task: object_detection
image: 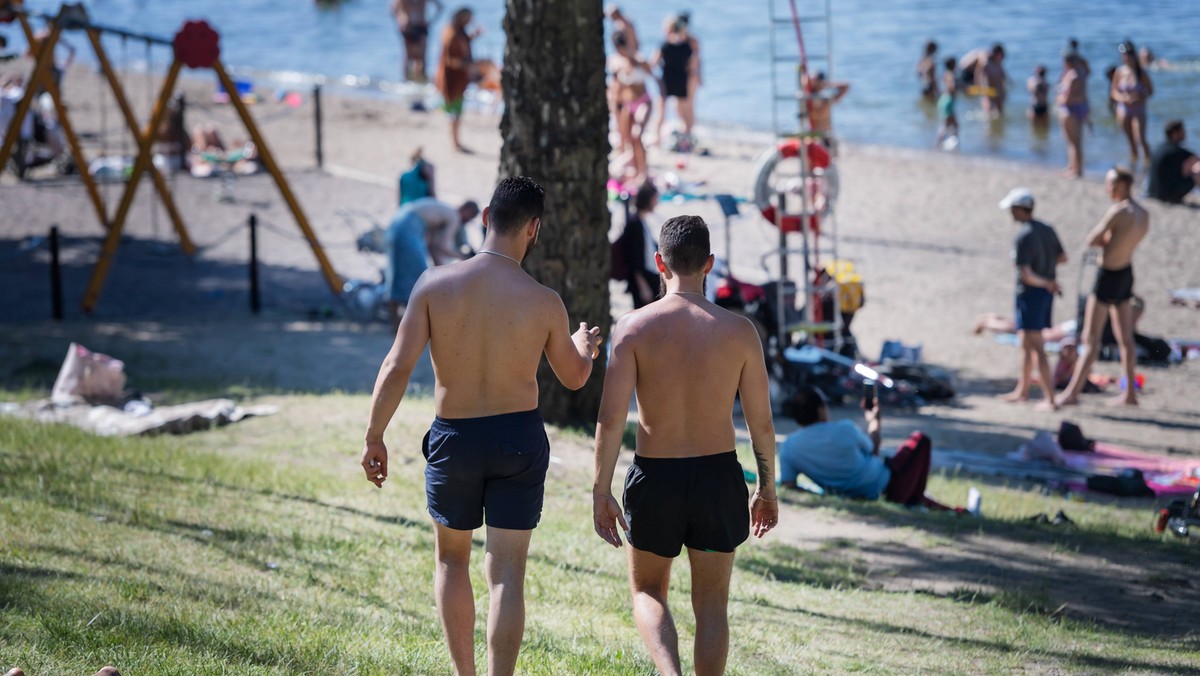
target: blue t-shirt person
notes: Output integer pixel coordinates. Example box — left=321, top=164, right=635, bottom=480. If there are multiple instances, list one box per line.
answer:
left=778, top=419, right=890, bottom=499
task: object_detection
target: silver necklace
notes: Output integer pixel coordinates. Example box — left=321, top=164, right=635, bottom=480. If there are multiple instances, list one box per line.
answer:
left=478, top=249, right=521, bottom=265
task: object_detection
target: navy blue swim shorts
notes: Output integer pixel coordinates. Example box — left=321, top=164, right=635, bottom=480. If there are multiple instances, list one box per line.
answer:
left=1015, top=287, right=1053, bottom=331
left=422, top=409, right=550, bottom=531
left=622, top=451, right=750, bottom=558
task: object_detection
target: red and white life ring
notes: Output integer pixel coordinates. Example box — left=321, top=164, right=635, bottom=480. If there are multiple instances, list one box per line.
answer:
left=752, top=138, right=838, bottom=234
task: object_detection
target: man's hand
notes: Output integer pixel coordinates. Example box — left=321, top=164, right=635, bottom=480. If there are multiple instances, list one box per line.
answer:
left=593, top=494, right=628, bottom=548
left=750, top=490, right=778, bottom=538
left=574, top=322, right=603, bottom=359
left=361, top=440, right=389, bottom=488
left=1047, top=280, right=1063, bottom=296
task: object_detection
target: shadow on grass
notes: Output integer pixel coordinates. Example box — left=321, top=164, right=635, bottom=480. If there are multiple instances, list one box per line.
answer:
left=742, top=595, right=1200, bottom=674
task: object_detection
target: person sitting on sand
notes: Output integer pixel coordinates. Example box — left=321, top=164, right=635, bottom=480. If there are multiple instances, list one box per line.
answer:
left=384, top=196, right=479, bottom=326
left=1058, top=167, right=1149, bottom=408
left=998, top=187, right=1065, bottom=410
left=1147, top=119, right=1199, bottom=204
left=779, top=386, right=957, bottom=511
left=189, top=124, right=258, bottom=178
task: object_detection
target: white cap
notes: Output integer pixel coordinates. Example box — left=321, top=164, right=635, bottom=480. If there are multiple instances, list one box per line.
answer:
left=998, top=187, right=1035, bottom=210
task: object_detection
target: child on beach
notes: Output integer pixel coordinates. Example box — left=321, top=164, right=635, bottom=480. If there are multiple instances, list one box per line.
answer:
left=1028, top=65, right=1049, bottom=123
left=935, top=57, right=959, bottom=150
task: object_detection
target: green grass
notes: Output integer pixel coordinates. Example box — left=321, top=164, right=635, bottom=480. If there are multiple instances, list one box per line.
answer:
left=1, top=394, right=1197, bottom=674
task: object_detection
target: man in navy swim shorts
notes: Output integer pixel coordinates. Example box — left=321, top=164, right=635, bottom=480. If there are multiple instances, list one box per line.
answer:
left=998, top=187, right=1066, bottom=410
left=361, top=176, right=603, bottom=675
left=592, top=215, right=778, bottom=675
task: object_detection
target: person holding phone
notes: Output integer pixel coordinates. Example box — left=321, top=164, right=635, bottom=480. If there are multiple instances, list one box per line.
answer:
left=778, top=385, right=958, bottom=511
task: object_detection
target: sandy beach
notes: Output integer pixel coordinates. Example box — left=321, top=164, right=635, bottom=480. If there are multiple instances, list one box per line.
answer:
left=4, top=65, right=1199, bottom=460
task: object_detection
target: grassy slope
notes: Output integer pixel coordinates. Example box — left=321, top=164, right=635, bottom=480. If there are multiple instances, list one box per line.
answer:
left=1, top=394, right=1196, bottom=675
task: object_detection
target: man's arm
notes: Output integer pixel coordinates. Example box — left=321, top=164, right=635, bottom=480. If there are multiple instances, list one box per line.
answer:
left=360, top=275, right=434, bottom=487
left=427, top=217, right=463, bottom=265
left=1085, top=206, right=1119, bottom=247
left=736, top=320, right=778, bottom=538
left=543, top=295, right=602, bottom=390
left=830, top=82, right=851, bottom=103
left=592, top=317, right=635, bottom=547
left=390, top=0, right=406, bottom=26
left=1018, top=265, right=1062, bottom=294
left=863, top=398, right=882, bottom=455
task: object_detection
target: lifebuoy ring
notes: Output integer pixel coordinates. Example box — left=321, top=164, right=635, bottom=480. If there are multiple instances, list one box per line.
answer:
left=753, top=138, right=838, bottom=233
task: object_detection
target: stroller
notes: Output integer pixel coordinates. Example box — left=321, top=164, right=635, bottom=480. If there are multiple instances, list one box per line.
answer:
left=1156, top=489, right=1200, bottom=540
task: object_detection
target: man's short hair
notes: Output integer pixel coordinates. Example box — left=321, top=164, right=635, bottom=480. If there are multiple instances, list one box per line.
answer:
left=1109, top=166, right=1134, bottom=186
left=658, top=215, right=710, bottom=275
left=783, top=385, right=826, bottom=427
left=633, top=181, right=658, bottom=212
left=1165, top=119, right=1185, bottom=139
left=488, top=177, right=544, bottom=235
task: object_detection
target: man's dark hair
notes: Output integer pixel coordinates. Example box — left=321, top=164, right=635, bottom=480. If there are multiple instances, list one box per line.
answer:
left=633, top=181, right=658, bottom=212
left=658, top=215, right=710, bottom=275
left=1165, top=119, right=1185, bottom=139
left=488, top=176, right=544, bottom=235
left=783, top=385, right=826, bottom=427
left=1110, top=165, right=1134, bottom=186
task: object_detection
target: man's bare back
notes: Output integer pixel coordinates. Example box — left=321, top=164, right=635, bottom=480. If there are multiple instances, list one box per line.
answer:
left=1095, top=199, right=1149, bottom=270
left=422, top=255, right=582, bottom=418
left=620, top=294, right=762, bottom=456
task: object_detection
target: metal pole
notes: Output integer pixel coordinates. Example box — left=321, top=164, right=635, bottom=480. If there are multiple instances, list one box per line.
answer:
left=313, top=84, right=324, bottom=169
left=775, top=192, right=788, bottom=351
left=49, top=225, right=63, bottom=321
left=249, top=214, right=261, bottom=314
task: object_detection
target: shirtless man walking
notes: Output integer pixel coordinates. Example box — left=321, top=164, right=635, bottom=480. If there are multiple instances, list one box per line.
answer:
left=391, top=0, right=444, bottom=82
left=361, top=176, right=603, bottom=675
left=591, top=215, right=778, bottom=676
left=1058, top=167, right=1149, bottom=407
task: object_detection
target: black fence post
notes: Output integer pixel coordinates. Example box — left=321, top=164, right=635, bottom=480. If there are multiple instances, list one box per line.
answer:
left=313, top=84, right=324, bottom=169
left=49, top=225, right=63, bottom=321
left=249, top=214, right=260, bottom=314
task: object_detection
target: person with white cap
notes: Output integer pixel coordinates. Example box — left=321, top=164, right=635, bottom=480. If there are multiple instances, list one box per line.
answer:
left=999, top=187, right=1066, bottom=410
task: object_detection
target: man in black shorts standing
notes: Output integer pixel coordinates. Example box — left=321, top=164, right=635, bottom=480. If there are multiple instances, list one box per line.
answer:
left=361, top=177, right=603, bottom=675
left=391, top=0, right=443, bottom=82
left=1059, top=167, right=1149, bottom=407
left=998, top=187, right=1066, bottom=410
left=592, top=215, right=778, bottom=676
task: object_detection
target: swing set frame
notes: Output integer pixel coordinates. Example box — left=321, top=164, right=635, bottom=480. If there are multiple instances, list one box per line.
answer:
left=0, top=0, right=342, bottom=312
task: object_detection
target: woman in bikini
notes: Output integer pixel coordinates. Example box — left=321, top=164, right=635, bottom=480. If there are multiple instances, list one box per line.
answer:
left=1112, top=40, right=1154, bottom=167
left=1057, top=53, right=1089, bottom=178
left=609, top=30, right=658, bottom=184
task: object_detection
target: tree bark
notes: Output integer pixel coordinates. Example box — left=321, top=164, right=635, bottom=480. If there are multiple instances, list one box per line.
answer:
left=500, top=0, right=611, bottom=426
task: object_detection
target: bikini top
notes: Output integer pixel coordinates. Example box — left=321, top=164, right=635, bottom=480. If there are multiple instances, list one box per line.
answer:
left=616, top=60, right=646, bottom=86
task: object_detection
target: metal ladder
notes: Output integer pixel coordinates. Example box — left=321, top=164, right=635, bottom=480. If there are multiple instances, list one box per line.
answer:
left=765, top=0, right=843, bottom=354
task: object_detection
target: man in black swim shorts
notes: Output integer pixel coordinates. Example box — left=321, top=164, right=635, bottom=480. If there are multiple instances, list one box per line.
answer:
left=592, top=215, right=777, bottom=675
left=361, top=177, right=603, bottom=674
left=391, top=0, right=443, bottom=82
left=1058, top=167, right=1150, bottom=407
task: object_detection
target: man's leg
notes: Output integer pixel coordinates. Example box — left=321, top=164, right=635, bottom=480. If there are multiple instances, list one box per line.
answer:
left=687, top=548, right=734, bottom=676
left=1027, top=331, right=1058, bottom=411
left=484, top=526, right=533, bottom=676
left=1059, top=295, right=1105, bottom=406
left=1002, top=331, right=1034, bottom=401
left=434, top=522, right=478, bottom=676
left=628, top=547, right=682, bottom=676
left=1109, top=301, right=1139, bottom=406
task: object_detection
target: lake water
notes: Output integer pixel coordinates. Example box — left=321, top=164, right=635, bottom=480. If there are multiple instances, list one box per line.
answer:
left=10, top=0, right=1200, bottom=173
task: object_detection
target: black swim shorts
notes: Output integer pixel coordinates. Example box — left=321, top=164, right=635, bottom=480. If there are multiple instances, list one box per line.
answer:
left=422, top=409, right=549, bottom=531
left=401, top=23, right=429, bottom=41
left=1093, top=265, right=1135, bottom=305
left=622, top=451, right=750, bottom=558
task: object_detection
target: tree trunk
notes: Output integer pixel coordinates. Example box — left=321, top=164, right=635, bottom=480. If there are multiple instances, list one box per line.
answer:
left=500, top=0, right=611, bottom=426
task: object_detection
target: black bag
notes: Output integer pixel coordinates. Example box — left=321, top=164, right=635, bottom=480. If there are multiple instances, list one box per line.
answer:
left=1087, top=469, right=1155, bottom=498
left=1058, top=421, right=1095, bottom=452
